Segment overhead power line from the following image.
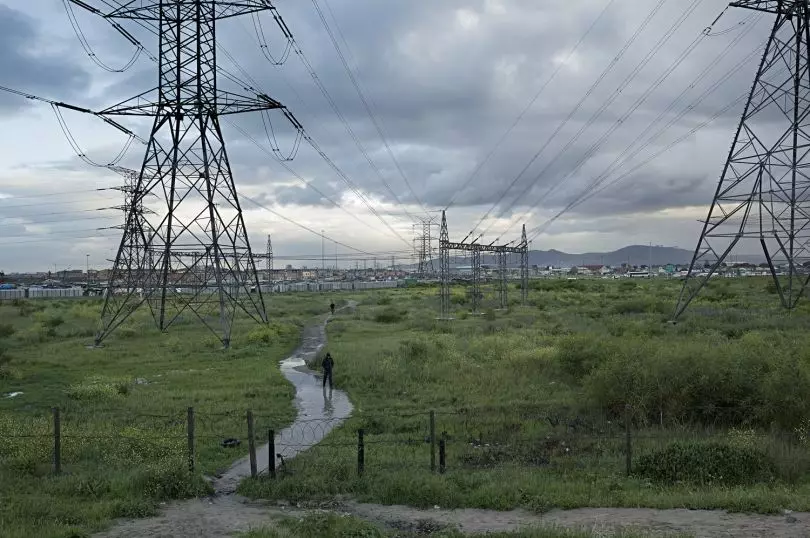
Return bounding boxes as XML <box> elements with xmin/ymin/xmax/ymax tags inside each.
<box><xmin>250</xmin><ymin>4</ymin><xmax>419</xmax><ymax>221</ymax></box>
<box><xmin>484</xmin><ymin>0</ymin><xmax>710</xmax><ymax>243</ymax></box>
<box><xmin>313</xmin><ymin>0</ymin><xmax>429</xmax><ymax>216</ymax></box>
<box><xmin>462</xmin><ymin>0</ymin><xmax>669</xmax><ymax>242</ymax></box>
<box><xmin>444</xmin><ymin>0</ymin><xmax>618</xmax><ymax>211</ymax></box>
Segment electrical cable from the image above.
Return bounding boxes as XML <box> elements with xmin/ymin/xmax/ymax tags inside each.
<box><xmin>462</xmin><ymin>0</ymin><xmax>669</xmax><ymax>243</ymax></box>
<box><xmin>312</xmin><ymin>0</ymin><xmax>429</xmax><ymax>216</ymax></box>
<box><xmin>444</xmin><ymin>0</ymin><xmax>618</xmax><ymax>211</ymax></box>
<box><xmin>480</xmin><ymin>0</ymin><xmax>706</xmax><ymax>242</ymax></box>
<box><xmin>62</xmin><ymin>0</ymin><xmax>143</xmax><ymax>72</ymax></box>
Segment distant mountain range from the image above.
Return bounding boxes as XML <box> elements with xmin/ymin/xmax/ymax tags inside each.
<box><xmin>461</xmin><ymin>245</ymin><xmax>765</xmax><ymax>268</ymax></box>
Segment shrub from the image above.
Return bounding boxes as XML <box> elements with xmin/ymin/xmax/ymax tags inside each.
<box><xmin>66</xmin><ymin>376</ymin><xmax>132</xmax><ymax>401</ymax></box>
<box><xmin>584</xmin><ymin>334</ymin><xmax>810</xmax><ymax>429</ymax></box>
<box><xmin>635</xmin><ymin>442</ymin><xmax>775</xmax><ymax>485</ymax></box>
<box><xmin>374</xmin><ymin>307</ymin><xmax>406</xmax><ymax>323</ymax></box>
<box><xmin>555</xmin><ymin>335</ymin><xmax>615</xmax><ymax>381</ymax></box>
<box><xmin>246</xmin><ymin>322</ymin><xmax>297</xmax><ymax>346</ymax></box>
<box><xmin>0</xmin><ymin>323</ymin><xmax>14</xmax><ymax>339</ymax></box>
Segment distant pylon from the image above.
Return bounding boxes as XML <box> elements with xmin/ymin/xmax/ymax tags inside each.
<box><xmin>674</xmin><ymin>1</ymin><xmax>810</xmax><ymax>319</ymax></box>
<box><xmin>521</xmin><ymin>224</ymin><xmax>529</xmax><ymax>305</ymax></box>
<box><xmin>413</xmin><ymin>216</ymin><xmax>437</xmax><ymax>277</ymax></box>
<box><xmin>439</xmin><ymin>210</ymin><xmax>451</xmax><ymax>319</ymax></box>
<box><xmin>266</xmin><ymin>234</ymin><xmax>273</xmax><ymax>292</ymax></box>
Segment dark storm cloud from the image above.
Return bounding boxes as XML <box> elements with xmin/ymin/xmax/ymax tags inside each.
<box><xmin>0</xmin><ymin>4</ymin><xmax>90</xmax><ymax>113</ymax></box>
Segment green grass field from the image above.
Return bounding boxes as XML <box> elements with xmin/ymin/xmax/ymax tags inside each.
<box><xmin>241</xmin><ymin>278</ymin><xmax>810</xmax><ymax>515</ymax></box>
<box><xmin>0</xmin><ymin>293</ymin><xmax>331</xmax><ymax>538</ymax></box>
<box><xmin>4</xmin><ymin>278</ymin><xmax>810</xmax><ymax>537</ymax></box>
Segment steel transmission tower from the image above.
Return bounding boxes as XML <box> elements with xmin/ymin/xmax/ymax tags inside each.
<box><xmin>266</xmin><ymin>234</ymin><xmax>273</xmax><ymax>290</ymax></box>
<box><xmin>77</xmin><ymin>1</ymin><xmax>296</xmax><ymax>347</ymax></box>
<box><xmin>439</xmin><ymin>210</ymin><xmax>451</xmax><ymax>319</ymax></box>
<box><xmin>413</xmin><ymin>216</ymin><xmax>437</xmax><ymax>277</ymax></box>
<box><xmin>675</xmin><ymin>0</ymin><xmax>810</xmax><ymax>319</ymax></box>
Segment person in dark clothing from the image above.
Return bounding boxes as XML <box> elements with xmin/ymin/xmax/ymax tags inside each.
<box><xmin>330</xmin><ymin>302</ymin><xmax>335</xmax><ymax>315</ymax></box>
<box><xmin>322</xmin><ymin>352</ymin><xmax>334</xmax><ymax>389</ymax></box>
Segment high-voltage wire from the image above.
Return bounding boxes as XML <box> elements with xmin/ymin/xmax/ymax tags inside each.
<box><xmin>62</xmin><ymin>0</ymin><xmax>143</xmax><ymax>72</ymax></box>
<box><xmin>461</xmin><ymin>0</ymin><xmax>669</xmax><ymax>243</ymax></box>
<box><xmin>479</xmin><ymin>0</ymin><xmax>706</xmax><ymax>242</ymax></box>
<box><xmin>493</xmin><ymin>5</ymin><xmax>755</xmax><ymax>242</ymax></box>
<box><xmin>251</xmin><ymin>6</ymin><xmax>419</xmax><ymax>222</ymax></box>
<box><xmin>524</xmin><ymin>35</ymin><xmax>766</xmax><ymax>241</ymax></box>
<box><xmin>444</xmin><ymin>0</ymin><xmax>618</xmax><ymax>211</ymax></box>
<box><xmin>313</xmin><ymin>0</ymin><xmax>429</xmax><ymax>216</ymax></box>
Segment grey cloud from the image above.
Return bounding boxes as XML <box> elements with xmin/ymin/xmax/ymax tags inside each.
<box><xmin>0</xmin><ymin>4</ymin><xmax>90</xmax><ymax>113</ymax></box>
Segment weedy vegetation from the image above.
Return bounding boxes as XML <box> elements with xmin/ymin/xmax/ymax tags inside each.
<box><xmin>5</xmin><ymin>278</ymin><xmax>810</xmax><ymax>537</ymax></box>
<box><xmin>241</xmin><ymin>278</ymin><xmax>810</xmax><ymax>516</ymax></box>
<box><xmin>0</xmin><ymin>294</ymin><xmax>328</xmax><ymax>538</ymax></box>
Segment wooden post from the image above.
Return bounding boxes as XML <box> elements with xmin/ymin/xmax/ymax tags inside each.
<box><xmin>624</xmin><ymin>404</ymin><xmax>632</xmax><ymax>476</ymax></box>
<box><xmin>439</xmin><ymin>431</ymin><xmax>446</xmax><ymax>474</ymax></box>
<box><xmin>247</xmin><ymin>410</ymin><xmax>257</xmax><ymax>478</ymax></box>
<box><xmin>52</xmin><ymin>407</ymin><xmax>61</xmax><ymax>475</ymax></box>
<box><xmin>187</xmin><ymin>407</ymin><xmax>195</xmax><ymax>473</ymax></box>
<box><xmin>357</xmin><ymin>428</ymin><xmax>365</xmax><ymax>477</ymax></box>
<box><xmin>430</xmin><ymin>410</ymin><xmax>436</xmax><ymax>473</ymax></box>
<box><xmin>268</xmin><ymin>429</ymin><xmax>276</xmax><ymax>479</ymax></box>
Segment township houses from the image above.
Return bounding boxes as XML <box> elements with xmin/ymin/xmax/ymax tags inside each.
<box><xmin>577</xmin><ymin>265</ymin><xmax>612</xmax><ymax>276</ymax></box>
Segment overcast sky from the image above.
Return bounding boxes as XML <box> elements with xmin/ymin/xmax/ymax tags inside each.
<box><xmin>0</xmin><ymin>0</ymin><xmax>775</xmax><ymax>272</ymax></box>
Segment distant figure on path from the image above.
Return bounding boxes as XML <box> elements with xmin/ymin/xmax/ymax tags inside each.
<box><xmin>330</xmin><ymin>302</ymin><xmax>335</xmax><ymax>315</ymax></box>
<box><xmin>322</xmin><ymin>352</ymin><xmax>334</xmax><ymax>389</ymax></box>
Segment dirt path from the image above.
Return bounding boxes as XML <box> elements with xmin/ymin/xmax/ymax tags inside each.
<box><xmin>95</xmin><ymin>301</ymin><xmax>810</xmax><ymax>537</ymax></box>
<box><xmin>343</xmin><ymin>501</ymin><xmax>810</xmax><ymax>537</ymax></box>
<box><xmin>95</xmin><ymin>304</ymin><xmax>356</xmax><ymax>537</ymax></box>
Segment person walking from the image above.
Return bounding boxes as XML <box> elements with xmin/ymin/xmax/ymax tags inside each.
<box><xmin>330</xmin><ymin>301</ymin><xmax>335</xmax><ymax>315</ymax></box>
<box><xmin>322</xmin><ymin>352</ymin><xmax>334</xmax><ymax>389</ymax></box>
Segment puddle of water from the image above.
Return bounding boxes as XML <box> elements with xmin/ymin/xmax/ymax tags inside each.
<box><xmin>215</xmin><ymin>309</ymin><xmax>354</xmax><ymax>493</ymax></box>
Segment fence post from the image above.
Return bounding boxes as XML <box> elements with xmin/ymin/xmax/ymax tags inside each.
<box><xmin>52</xmin><ymin>407</ymin><xmax>61</xmax><ymax>475</ymax></box>
<box><xmin>430</xmin><ymin>410</ymin><xmax>436</xmax><ymax>473</ymax></box>
<box><xmin>439</xmin><ymin>431</ymin><xmax>446</xmax><ymax>474</ymax></box>
<box><xmin>247</xmin><ymin>410</ymin><xmax>257</xmax><ymax>478</ymax></box>
<box><xmin>268</xmin><ymin>429</ymin><xmax>276</xmax><ymax>479</ymax></box>
<box><xmin>624</xmin><ymin>404</ymin><xmax>632</xmax><ymax>476</ymax></box>
<box><xmin>187</xmin><ymin>407</ymin><xmax>195</xmax><ymax>473</ymax></box>
<box><xmin>357</xmin><ymin>428</ymin><xmax>365</xmax><ymax>477</ymax></box>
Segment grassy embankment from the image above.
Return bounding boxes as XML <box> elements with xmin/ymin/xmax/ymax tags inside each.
<box><xmin>242</xmin><ymin>278</ymin><xmax>810</xmax><ymax>514</ymax></box>
<box><xmin>0</xmin><ymin>293</ymin><xmax>329</xmax><ymax>538</ymax></box>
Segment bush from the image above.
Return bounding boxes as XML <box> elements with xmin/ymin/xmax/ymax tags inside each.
<box><xmin>66</xmin><ymin>376</ymin><xmax>132</xmax><ymax>401</ymax></box>
<box><xmin>374</xmin><ymin>307</ymin><xmax>406</xmax><ymax>324</ymax></box>
<box><xmin>584</xmin><ymin>333</ymin><xmax>810</xmax><ymax>429</ymax></box>
<box><xmin>635</xmin><ymin>442</ymin><xmax>776</xmax><ymax>485</ymax></box>
<box><xmin>0</xmin><ymin>323</ymin><xmax>14</xmax><ymax>339</ymax></box>
<box><xmin>555</xmin><ymin>335</ymin><xmax>615</xmax><ymax>380</ymax></box>
<box><xmin>246</xmin><ymin>322</ymin><xmax>297</xmax><ymax>346</ymax></box>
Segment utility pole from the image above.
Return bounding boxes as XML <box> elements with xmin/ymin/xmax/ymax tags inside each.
<box><xmin>86</xmin><ymin>254</ymin><xmax>90</xmax><ymax>285</ymax></box>
<box><xmin>321</xmin><ymin>230</ymin><xmax>325</xmax><ymax>282</ymax></box>
<box><xmin>78</xmin><ymin>0</ymin><xmax>301</xmax><ymax>347</ymax></box>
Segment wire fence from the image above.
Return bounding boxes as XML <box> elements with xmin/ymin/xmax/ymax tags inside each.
<box><xmin>3</xmin><ymin>404</ymin><xmax>809</xmax><ymax>482</ymax></box>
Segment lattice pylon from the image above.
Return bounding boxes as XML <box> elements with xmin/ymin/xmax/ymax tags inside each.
<box><xmin>84</xmin><ymin>1</ymin><xmax>301</xmax><ymax>347</ymax></box>
<box><xmin>439</xmin><ymin>210</ymin><xmax>452</xmax><ymax>319</ymax></box>
<box><xmin>497</xmin><ymin>251</ymin><xmax>508</xmax><ymax>309</ymax></box>
<box><xmin>674</xmin><ymin>2</ymin><xmax>810</xmax><ymax>319</ymax></box>
<box><xmin>521</xmin><ymin>224</ymin><xmax>529</xmax><ymax>305</ymax></box>
<box><xmin>471</xmin><ymin>249</ymin><xmax>481</xmax><ymax>314</ymax></box>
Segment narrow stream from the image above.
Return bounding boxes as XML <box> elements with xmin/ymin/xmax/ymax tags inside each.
<box><xmin>215</xmin><ymin>305</ymin><xmax>355</xmax><ymax>493</ymax></box>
